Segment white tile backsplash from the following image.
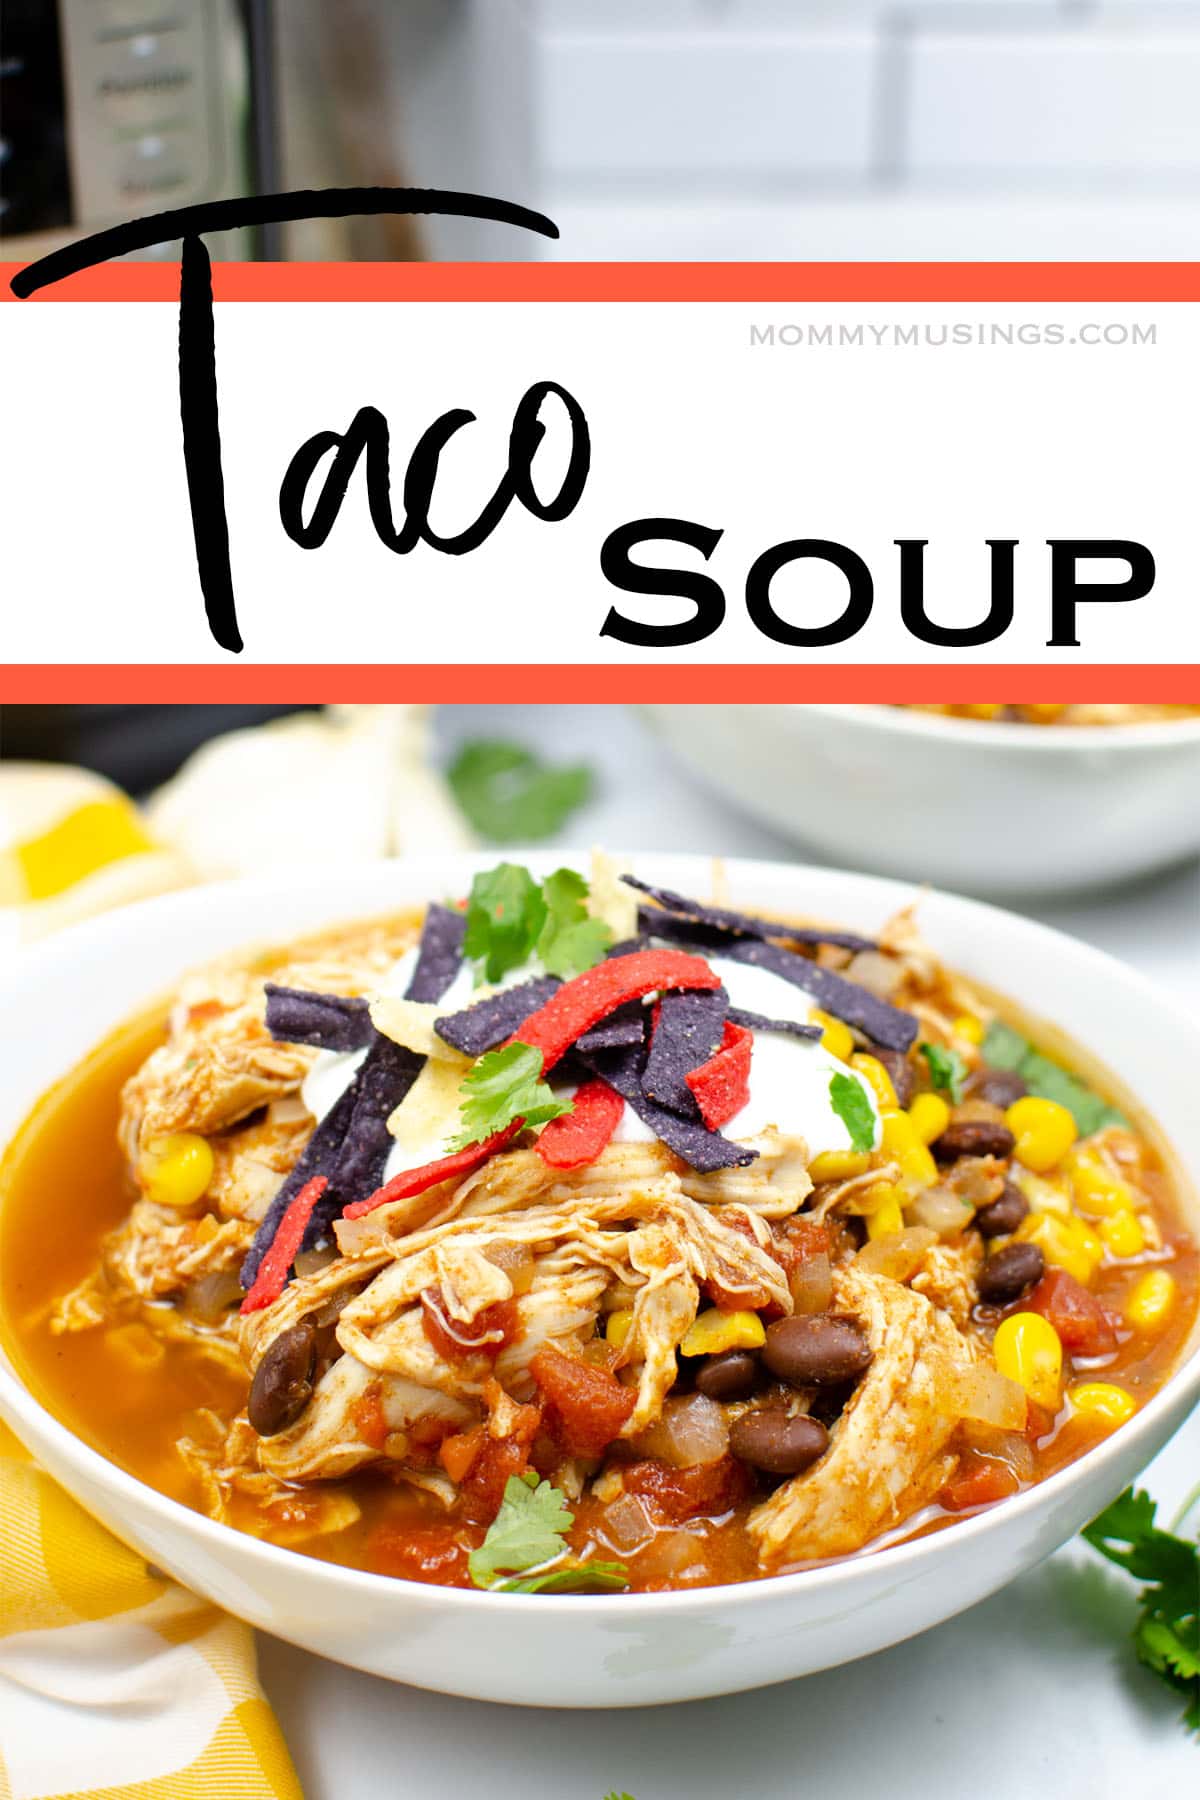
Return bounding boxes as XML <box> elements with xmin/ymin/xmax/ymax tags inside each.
<box><xmin>907</xmin><ymin>31</ymin><xmax>1200</xmax><ymax>177</ymax></box>
<box><xmin>540</xmin><ymin>31</ymin><xmax>878</xmax><ymax>177</ymax></box>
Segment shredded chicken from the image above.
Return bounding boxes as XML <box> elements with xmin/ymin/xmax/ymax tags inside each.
<box><xmin>749</xmin><ymin>1265</ymin><xmax>975</xmax><ymax>1566</ymax></box>
<box><xmin>911</xmin><ymin>1234</ymin><xmax>984</xmax><ymax>1330</ymax></box>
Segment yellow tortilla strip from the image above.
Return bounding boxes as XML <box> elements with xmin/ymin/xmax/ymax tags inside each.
<box><xmin>371</xmin><ymin>995</ymin><xmax>471</xmax><ymax>1066</ymax></box>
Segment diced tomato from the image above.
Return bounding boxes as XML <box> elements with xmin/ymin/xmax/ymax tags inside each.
<box><xmin>351</xmin><ymin>1384</ymin><xmax>389</xmax><ymax>1451</ymax></box>
<box><xmin>1026</xmin><ymin>1268</ymin><xmax>1118</xmax><ymax>1357</ymax></box>
<box><xmin>421</xmin><ymin>1285</ymin><xmax>520</xmax><ymax>1362</ymax></box>
<box><xmin>438</xmin><ymin>1425</ymin><xmax>486</xmax><ymax>1485</ymax></box>
<box><xmin>769</xmin><ymin>1216</ymin><xmax>832</xmax><ymax>1281</ymax></box>
<box><xmin>939</xmin><ymin>1457</ymin><xmax>1021</xmax><ymax>1513</ymax></box>
<box><xmin>624</xmin><ymin>1455</ymin><xmax>753</xmax><ymax>1524</ymax></box>
<box><xmin>456</xmin><ymin>1390</ymin><xmax>542</xmax><ymax>1523</ymax></box>
<box><xmin>369</xmin><ymin>1523</ymin><xmax>473</xmax><ymax>1587</ymax></box>
<box><xmin>531</xmin><ymin>1342</ymin><xmax>636</xmax><ymax>1459</ymax></box>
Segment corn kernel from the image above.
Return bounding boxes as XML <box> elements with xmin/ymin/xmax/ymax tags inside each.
<box><xmin>866</xmin><ymin>1193</ymin><xmax>906</xmax><ymax>1240</ymax></box>
<box><xmin>809</xmin><ymin>1149</ymin><xmax>872</xmax><ymax>1184</ymax></box>
<box><xmin>882</xmin><ymin>1113</ymin><xmax>940</xmax><ymax>1189</ymax></box>
<box><xmin>850</xmin><ymin>1053</ymin><xmax>898</xmax><ymax>1112</ymax></box>
<box><xmin>605</xmin><ymin>1308</ymin><xmax>635</xmax><ymax>1351</ymax></box>
<box><xmin>1006</xmin><ymin>1096</ymin><xmax>1078</xmax><ymax>1173</ymax></box>
<box><xmin>1069</xmin><ymin>1383</ymin><xmax>1136</xmax><ymax>1428</ymax></box>
<box><xmin>1016</xmin><ymin>1212</ymin><xmax>1097</xmax><ymax>1286</ymax></box>
<box><xmin>141</xmin><ymin>1133</ymin><xmax>214</xmax><ymax>1209</ymax></box>
<box><xmin>1067</xmin><ymin>1214</ymin><xmax>1105</xmax><ymax>1269</ymax></box>
<box><xmin>952</xmin><ymin>1013</ymin><xmax>985</xmax><ymax>1046</ymax></box>
<box><xmin>810</xmin><ymin>1009</ymin><xmax>854</xmax><ymax>1062</ymax></box>
<box><xmin>1016</xmin><ymin>1172</ymin><xmax>1072</xmax><ymax>1218</ymax></box>
<box><xmin>679</xmin><ymin>1307</ymin><xmax>766</xmax><ymax>1358</ymax></box>
<box><xmin>1097</xmin><ymin>1209</ymin><xmax>1145</xmax><ymax>1259</ymax></box>
<box><xmin>1125</xmin><ymin>1269</ymin><xmax>1177</xmax><ymax>1333</ymax></box>
<box><xmin>907</xmin><ymin>1091</ymin><xmax>951</xmax><ymax>1146</ymax></box>
<box><xmin>1066</xmin><ymin>1151</ymin><xmax>1135</xmax><ymax>1218</ymax></box>
<box><xmin>993</xmin><ymin>1312</ymin><xmax>1062</xmax><ymax>1411</ymax></box>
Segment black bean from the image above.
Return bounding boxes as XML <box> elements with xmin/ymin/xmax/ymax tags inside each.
<box><xmin>694</xmin><ymin>1349</ymin><xmax>759</xmax><ymax>1400</ymax></box>
<box><xmin>248</xmin><ymin>1322</ymin><xmax>317</xmax><ymax>1437</ymax></box>
<box><xmin>875</xmin><ymin>1047</ymin><xmax>915</xmax><ymax>1110</ymax></box>
<box><xmin>932</xmin><ymin>1120</ymin><xmax>1016</xmax><ymax>1162</ymax></box>
<box><xmin>970</xmin><ymin>1068</ymin><xmax>1028</xmax><ymax>1109</ymax></box>
<box><xmin>729</xmin><ymin>1409</ymin><xmax>829</xmax><ymax>1476</ymax></box>
<box><xmin>762</xmin><ymin>1314</ymin><xmax>873</xmax><ymax>1387</ymax></box>
<box><xmin>974</xmin><ymin>1181</ymin><xmax>1029</xmax><ymax>1239</ymax></box>
<box><xmin>977</xmin><ymin>1241</ymin><xmax>1045</xmax><ymax>1305</ymax></box>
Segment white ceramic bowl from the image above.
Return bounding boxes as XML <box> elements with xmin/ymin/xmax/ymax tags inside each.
<box><xmin>1</xmin><ymin>854</ymin><xmax>1197</xmax><ymax>1709</ymax></box>
<box><xmin>643</xmin><ymin>704</ymin><xmax>1200</xmax><ymax>895</ymax></box>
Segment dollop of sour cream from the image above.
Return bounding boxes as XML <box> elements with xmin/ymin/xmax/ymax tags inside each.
<box><xmin>300</xmin><ymin>939</ymin><xmax>881</xmax><ymax>1182</ymax></box>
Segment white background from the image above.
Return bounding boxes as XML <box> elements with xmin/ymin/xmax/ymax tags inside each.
<box><xmin>3</xmin><ymin>299</ymin><xmax>1195</xmax><ymax>666</ymax></box>
<box><xmin>255</xmin><ymin>702</ymin><xmax>1200</xmax><ymax>1800</ymax></box>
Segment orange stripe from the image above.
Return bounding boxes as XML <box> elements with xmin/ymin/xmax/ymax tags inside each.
<box><xmin>5</xmin><ymin>261</ymin><xmax>1200</xmax><ymax>302</ymax></box>
<box><xmin>1</xmin><ymin>666</ymin><xmax>1195</xmax><ymax>702</ymax></box>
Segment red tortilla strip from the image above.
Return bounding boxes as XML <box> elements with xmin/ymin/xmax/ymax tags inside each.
<box><xmin>535</xmin><ymin>1078</ymin><xmax>625</xmax><ymax>1169</ymax></box>
<box><xmin>240</xmin><ymin>1176</ymin><xmax>328</xmax><ymax>1315</ymax></box>
<box><xmin>513</xmin><ymin>948</ymin><xmax>721</xmax><ymax>1074</ymax></box>
<box><xmin>341</xmin><ymin>1125</ymin><xmax>520</xmax><ymax>1222</ymax></box>
<box><xmin>685</xmin><ymin>1021</ymin><xmax>753</xmax><ymax>1132</ymax></box>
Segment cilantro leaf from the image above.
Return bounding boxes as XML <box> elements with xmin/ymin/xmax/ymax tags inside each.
<box><xmin>920</xmin><ymin>1042</ymin><xmax>969</xmax><ymax>1104</ymax></box>
<box><xmin>537</xmin><ymin>867</ymin><xmax>613</xmax><ymax>979</ymax></box>
<box><xmin>449</xmin><ymin>1041</ymin><xmax>573</xmax><ymax>1151</ymax></box>
<box><xmin>463</xmin><ymin>863</ymin><xmax>547</xmax><ymax>984</ymax></box>
<box><xmin>449</xmin><ymin>740</ymin><xmax>594</xmax><ymax>844</ymax></box>
<box><xmin>493</xmin><ymin>1560</ymin><xmax>629</xmax><ymax>1595</ymax></box>
<box><xmin>468</xmin><ymin>1473</ymin><xmax>576</xmax><ymax>1588</ymax></box>
<box><xmin>1082</xmin><ymin>1485</ymin><xmax>1200</xmax><ymax>1734</ymax></box>
<box><xmin>981</xmin><ymin>1019</ymin><xmax>1127</xmax><ymax>1135</ymax></box>
<box><xmin>829</xmin><ymin>1070</ymin><xmax>877</xmax><ymax>1153</ymax></box>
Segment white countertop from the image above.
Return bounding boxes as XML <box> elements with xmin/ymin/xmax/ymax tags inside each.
<box><xmin>258</xmin><ymin>704</ymin><xmax>1199</xmax><ymax>1798</ymax></box>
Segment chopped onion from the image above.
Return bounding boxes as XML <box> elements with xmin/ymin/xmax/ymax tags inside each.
<box><xmin>632</xmin><ymin>1394</ymin><xmax>729</xmax><ymax>1468</ymax></box>
<box><xmin>909</xmin><ymin>1186</ymin><xmax>975</xmax><ymax>1239</ymax></box>
<box><xmin>847</xmin><ymin>950</ymin><xmax>903</xmax><ymax>998</ymax></box>
<box><xmin>601</xmin><ymin>1493</ymin><xmax>655</xmax><ymax>1553</ymax></box>
<box><xmin>789</xmin><ymin>1252</ymin><xmax>834</xmax><ymax>1314</ymax></box>
<box><xmin>483</xmin><ymin>1239</ymin><xmax>536</xmax><ymax>1295</ymax></box>
<box><xmin>944</xmin><ymin>1362</ymin><xmax>1027</xmax><ymax>1430</ymax></box>
<box><xmin>181</xmin><ymin>1268</ymin><xmax>243</xmax><ymax>1323</ymax></box>
<box><xmin>855</xmin><ymin>1225</ymin><xmax>938</xmax><ymax>1281</ymax></box>
<box><xmin>958</xmin><ymin>1422</ymin><xmax>1035</xmax><ymax>1481</ymax></box>
<box><xmin>632</xmin><ymin>1529</ymin><xmax>709</xmax><ymax>1582</ymax></box>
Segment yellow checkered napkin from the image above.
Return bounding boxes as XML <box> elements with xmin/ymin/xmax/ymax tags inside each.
<box><xmin>0</xmin><ymin>1424</ymin><xmax>301</xmax><ymax>1800</ymax></box>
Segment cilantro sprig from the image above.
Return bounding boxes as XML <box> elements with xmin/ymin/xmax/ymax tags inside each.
<box><xmin>449</xmin><ymin>1041</ymin><xmax>572</xmax><ymax>1152</ymax></box>
<box><xmin>1082</xmin><ymin>1485</ymin><xmax>1199</xmax><ymax>1732</ymax></box>
<box><xmin>982</xmin><ymin>1019</ymin><xmax>1127</xmax><ymax>1136</ymax></box>
<box><xmin>828</xmin><ymin>1070</ymin><xmax>877</xmax><ymax>1153</ymax></box>
<box><xmin>920</xmin><ymin>1041</ymin><xmax>969</xmax><ymax>1104</ymax></box>
<box><xmin>462</xmin><ymin>863</ymin><xmax>613</xmax><ymax>986</ymax></box>
<box><xmin>468</xmin><ymin>1472</ymin><xmax>629</xmax><ymax>1595</ymax></box>
<box><xmin>449</xmin><ymin>740</ymin><xmax>594</xmax><ymax>843</ymax></box>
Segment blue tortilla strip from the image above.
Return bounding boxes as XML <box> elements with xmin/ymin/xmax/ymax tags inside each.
<box><xmin>641</xmin><ymin>986</ymin><xmax>727</xmax><ymax>1116</ymax></box>
<box><xmin>407</xmin><ymin>903</ymin><xmax>468</xmax><ymax>1003</ymax></box>
<box><xmin>727</xmin><ymin>1007</ymin><xmax>823</xmax><ymax>1042</ymax></box>
<box><xmin>240</xmin><ymin>1080</ymin><xmax>359</xmax><ymax>1287</ymax></box>
<box><xmin>579</xmin><ymin>1042</ymin><xmax>756</xmax><ymax>1173</ymax></box>
<box><xmin>724</xmin><ymin>938</ymin><xmax>918</xmax><ymax>1053</ymax></box>
<box><xmin>300</xmin><ymin>1036</ymin><xmax>424</xmax><ymax>1250</ymax></box>
<box><xmin>575</xmin><ymin>1001</ymin><xmax>648</xmax><ymax>1055</ymax></box>
<box><xmin>434</xmin><ymin>974</ymin><xmax>562</xmax><ymax>1057</ymax></box>
<box><xmin>264</xmin><ymin>985</ymin><xmax>373</xmax><ymax>1053</ymax></box>
<box><xmin>623</xmin><ymin>877</ymin><xmax>877</xmax><ymax>954</ymax></box>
